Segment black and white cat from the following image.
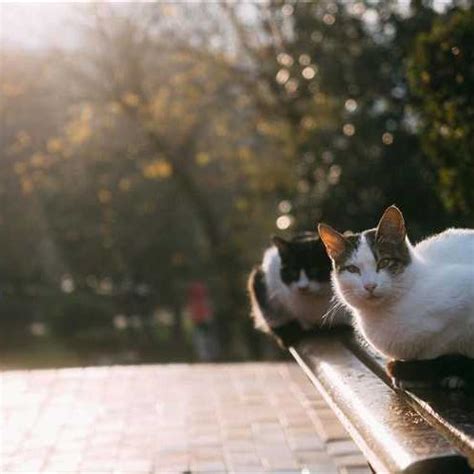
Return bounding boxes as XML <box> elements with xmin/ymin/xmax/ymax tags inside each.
<box><xmin>248</xmin><ymin>233</ymin><xmax>348</xmax><ymax>347</ymax></box>
<box><xmin>318</xmin><ymin>205</ymin><xmax>474</xmax><ymax>388</ymax></box>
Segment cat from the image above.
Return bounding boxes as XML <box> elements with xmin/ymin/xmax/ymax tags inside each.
<box><xmin>248</xmin><ymin>232</ymin><xmax>348</xmax><ymax>347</ymax></box>
<box><xmin>318</xmin><ymin>205</ymin><xmax>474</xmax><ymax>388</ymax></box>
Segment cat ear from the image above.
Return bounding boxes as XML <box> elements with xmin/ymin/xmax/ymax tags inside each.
<box><xmin>376</xmin><ymin>205</ymin><xmax>406</xmax><ymax>244</ymax></box>
<box><xmin>272</xmin><ymin>236</ymin><xmax>290</xmax><ymax>257</ymax></box>
<box><xmin>317</xmin><ymin>224</ymin><xmax>347</xmax><ymax>260</ymax></box>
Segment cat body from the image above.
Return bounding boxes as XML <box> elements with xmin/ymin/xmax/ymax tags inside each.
<box><xmin>319</xmin><ymin>206</ymin><xmax>474</xmax><ymax>362</ymax></box>
<box><xmin>248</xmin><ymin>233</ymin><xmax>347</xmax><ymax>346</ymax></box>
<box><xmin>342</xmin><ymin>230</ymin><xmax>474</xmax><ymax>360</ymax></box>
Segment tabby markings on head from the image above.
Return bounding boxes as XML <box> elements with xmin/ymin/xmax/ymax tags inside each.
<box><xmin>318</xmin><ymin>206</ymin><xmax>412</xmax><ymax>303</ymax></box>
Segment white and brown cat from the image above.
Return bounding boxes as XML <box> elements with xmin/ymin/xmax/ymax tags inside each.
<box><xmin>318</xmin><ymin>205</ymin><xmax>474</xmax><ymax>389</ymax></box>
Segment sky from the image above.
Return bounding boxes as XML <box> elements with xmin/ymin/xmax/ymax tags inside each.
<box><xmin>0</xmin><ymin>3</ymin><xmax>76</xmax><ymax>49</ymax></box>
<box><xmin>0</xmin><ymin>1</ymin><xmax>453</xmax><ymax>51</ymax></box>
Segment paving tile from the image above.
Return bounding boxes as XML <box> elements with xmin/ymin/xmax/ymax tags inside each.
<box><xmin>326</xmin><ymin>439</ymin><xmax>361</xmax><ymax>457</ymax></box>
<box><xmin>339</xmin><ymin>466</ymin><xmax>372</xmax><ymax>474</ymax></box>
<box><xmin>228</xmin><ymin>467</ymin><xmax>264</xmax><ymax>473</ymax></box>
<box><xmin>299</xmin><ymin>465</ymin><xmax>339</xmax><ymax>474</ymax></box>
<box><xmin>1</xmin><ymin>362</ymin><xmax>365</xmax><ymax>473</ymax></box>
<box><xmin>333</xmin><ymin>453</ymin><xmax>370</xmax><ymax>468</ymax></box>
<box><xmin>287</xmin><ymin>434</ymin><xmax>326</xmax><ymax>451</ymax></box>
<box><xmin>312</xmin><ymin>410</ymin><xmax>349</xmax><ymax>442</ymax></box>
<box><xmin>294</xmin><ymin>449</ymin><xmax>336</xmax><ymax>464</ymax></box>
<box><xmin>225</xmin><ymin>450</ymin><xmax>261</xmax><ymax>468</ymax></box>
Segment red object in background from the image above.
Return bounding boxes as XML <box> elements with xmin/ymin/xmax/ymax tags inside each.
<box><xmin>188</xmin><ymin>282</ymin><xmax>212</xmax><ymax>325</ymax></box>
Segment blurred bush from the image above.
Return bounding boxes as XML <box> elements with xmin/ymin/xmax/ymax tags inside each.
<box><xmin>48</xmin><ymin>293</ymin><xmax>117</xmax><ymax>353</ymax></box>
<box><xmin>409</xmin><ymin>9</ymin><xmax>474</xmax><ymax>218</ymax></box>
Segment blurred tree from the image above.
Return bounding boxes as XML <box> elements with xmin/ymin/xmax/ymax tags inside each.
<box><xmin>0</xmin><ymin>1</ymin><xmax>471</xmax><ymax>366</ymax></box>
<box><xmin>409</xmin><ymin>8</ymin><xmax>474</xmax><ymax>220</ymax></box>
<box><xmin>31</xmin><ymin>4</ymin><xmax>283</xmax><ymax>357</ymax></box>
<box><xmin>0</xmin><ymin>50</ymin><xmax>69</xmax><ymax>286</ymax></box>
<box><xmin>222</xmin><ymin>1</ymin><xmax>461</xmax><ymax>237</ymax></box>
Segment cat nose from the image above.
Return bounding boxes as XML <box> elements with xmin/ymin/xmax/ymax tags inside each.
<box><xmin>298</xmin><ymin>284</ymin><xmax>309</xmax><ymax>292</ymax></box>
<box><xmin>364</xmin><ymin>282</ymin><xmax>377</xmax><ymax>293</ymax></box>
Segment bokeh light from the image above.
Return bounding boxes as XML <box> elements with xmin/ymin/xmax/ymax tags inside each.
<box><xmin>276</xmin><ymin>215</ymin><xmax>292</xmax><ymax>230</ymax></box>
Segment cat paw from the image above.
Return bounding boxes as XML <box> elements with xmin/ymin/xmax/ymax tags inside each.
<box><xmin>391</xmin><ymin>377</ymin><xmax>433</xmax><ymax>390</ymax></box>
<box><xmin>441</xmin><ymin>376</ymin><xmax>466</xmax><ymax>390</ymax></box>
<box><xmin>271</xmin><ymin>320</ymin><xmax>306</xmax><ymax>348</ymax></box>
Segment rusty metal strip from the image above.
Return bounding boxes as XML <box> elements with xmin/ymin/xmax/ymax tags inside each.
<box><xmin>291</xmin><ymin>335</ymin><xmax>471</xmax><ymax>474</ymax></box>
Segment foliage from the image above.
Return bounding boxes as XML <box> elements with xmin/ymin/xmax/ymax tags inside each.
<box><xmin>0</xmin><ymin>2</ymin><xmax>472</xmax><ymax>366</ymax></box>
<box><xmin>223</xmin><ymin>1</ymin><xmax>450</xmax><ymax>237</ymax></box>
<box><xmin>408</xmin><ymin>8</ymin><xmax>474</xmax><ymax>219</ymax></box>
<box><xmin>48</xmin><ymin>293</ymin><xmax>117</xmax><ymax>350</ymax></box>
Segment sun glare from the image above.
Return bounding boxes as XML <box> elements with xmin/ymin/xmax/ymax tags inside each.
<box><xmin>0</xmin><ymin>3</ymin><xmax>75</xmax><ymax>49</ymax></box>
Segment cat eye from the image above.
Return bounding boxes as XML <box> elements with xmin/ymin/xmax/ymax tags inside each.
<box><xmin>342</xmin><ymin>265</ymin><xmax>360</xmax><ymax>274</ymax></box>
<box><xmin>377</xmin><ymin>258</ymin><xmax>396</xmax><ymax>270</ymax></box>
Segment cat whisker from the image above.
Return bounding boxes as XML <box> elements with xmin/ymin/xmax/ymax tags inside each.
<box><xmin>321</xmin><ymin>296</ymin><xmax>345</xmax><ymax>326</ymax></box>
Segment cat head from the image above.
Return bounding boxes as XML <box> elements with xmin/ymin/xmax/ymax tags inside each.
<box><xmin>272</xmin><ymin>232</ymin><xmax>330</xmax><ymax>295</ymax></box>
<box><xmin>318</xmin><ymin>206</ymin><xmax>412</xmax><ymax>309</ymax></box>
